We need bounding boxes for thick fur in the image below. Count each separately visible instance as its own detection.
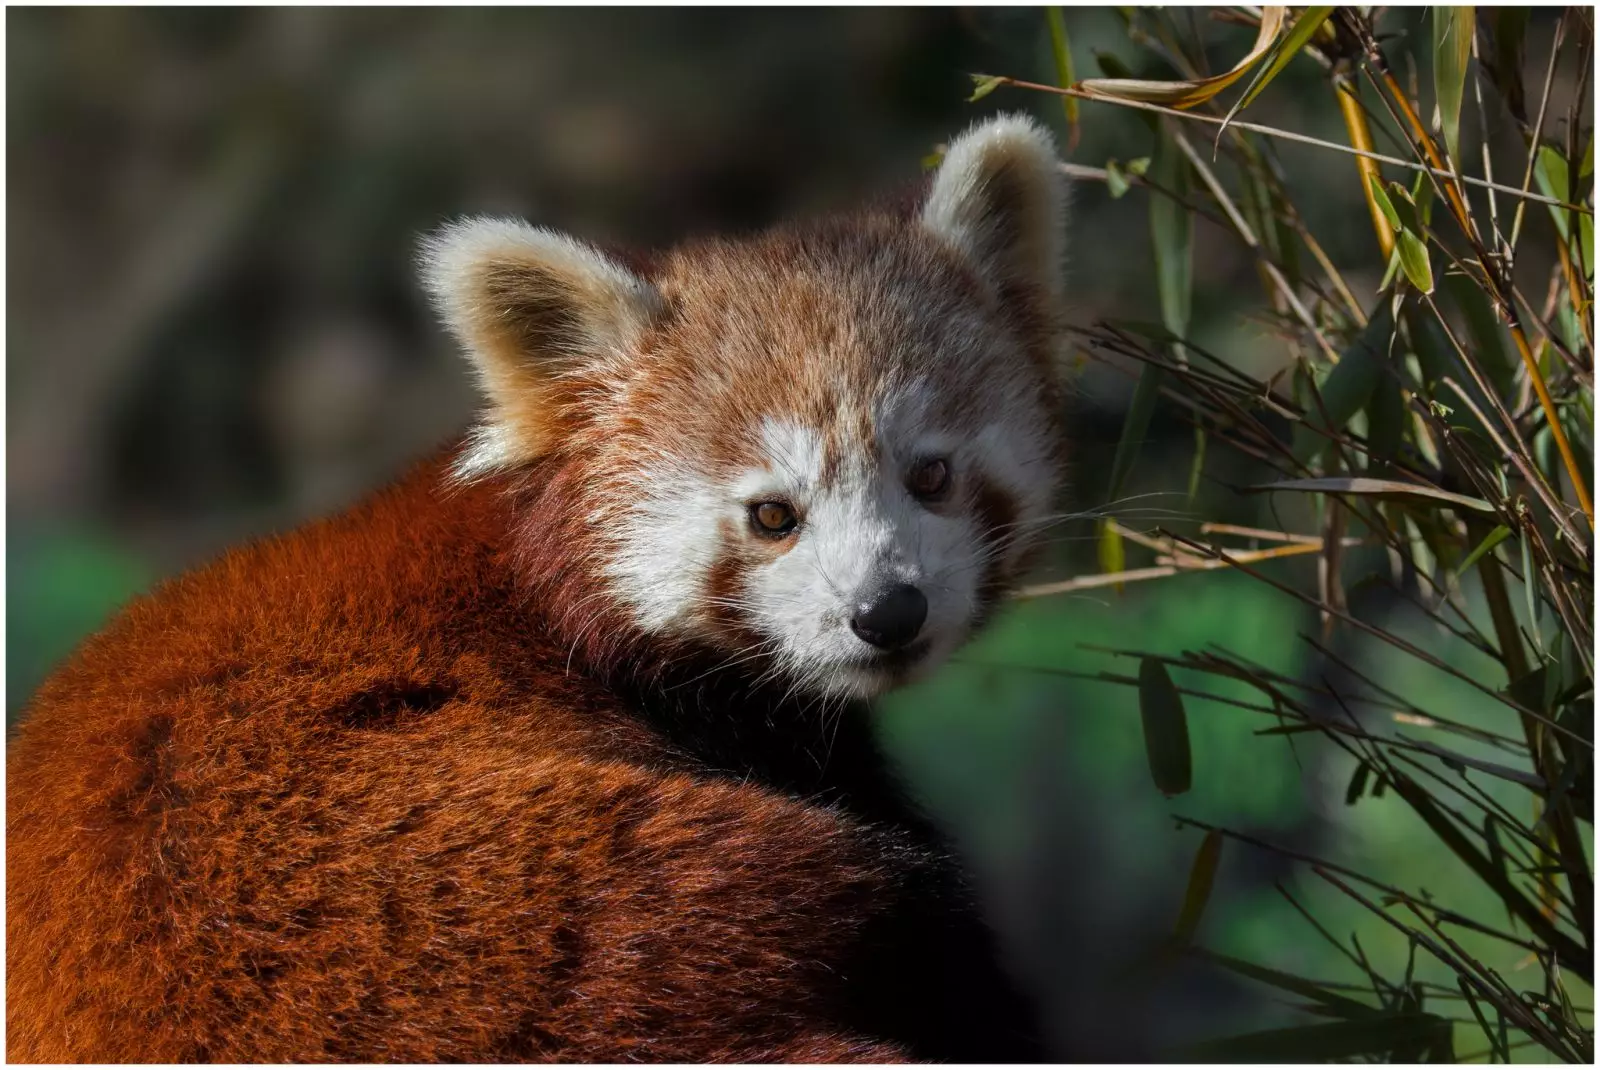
[8,115,1069,1063]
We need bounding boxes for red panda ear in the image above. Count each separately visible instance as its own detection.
[419,217,662,476]
[921,115,1067,320]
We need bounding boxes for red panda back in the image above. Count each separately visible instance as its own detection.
[8,451,936,1061]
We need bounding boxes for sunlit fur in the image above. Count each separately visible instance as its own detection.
[431,114,1070,700]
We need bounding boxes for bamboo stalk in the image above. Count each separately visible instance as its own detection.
[1334,72,1394,259]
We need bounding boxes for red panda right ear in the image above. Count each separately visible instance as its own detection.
[419,217,662,477]
[921,115,1067,326]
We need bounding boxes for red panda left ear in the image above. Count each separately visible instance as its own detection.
[419,217,662,477]
[921,114,1068,324]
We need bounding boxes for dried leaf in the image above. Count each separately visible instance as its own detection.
[1224,6,1335,130]
[1077,7,1288,109]
[1250,477,1494,514]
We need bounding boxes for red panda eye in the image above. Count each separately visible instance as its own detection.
[750,501,797,536]
[908,458,951,499]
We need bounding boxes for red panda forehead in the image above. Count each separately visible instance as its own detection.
[611,221,1023,474]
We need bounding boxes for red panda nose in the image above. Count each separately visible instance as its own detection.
[849,584,928,650]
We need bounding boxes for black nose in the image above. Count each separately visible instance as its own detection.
[849,584,928,650]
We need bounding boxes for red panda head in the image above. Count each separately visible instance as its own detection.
[421,115,1069,700]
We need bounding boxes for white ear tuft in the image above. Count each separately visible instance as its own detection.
[922,114,1068,317]
[418,216,662,476]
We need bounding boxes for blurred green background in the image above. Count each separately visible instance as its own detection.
[8,7,1589,1059]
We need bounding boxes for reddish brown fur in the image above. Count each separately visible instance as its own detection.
[8,448,1042,1062]
[10,120,1065,1062]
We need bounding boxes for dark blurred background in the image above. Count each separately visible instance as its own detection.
[9,7,1583,1059]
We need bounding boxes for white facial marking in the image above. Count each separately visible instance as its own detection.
[605,462,726,634]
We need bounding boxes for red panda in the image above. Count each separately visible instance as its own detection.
[7,114,1069,1063]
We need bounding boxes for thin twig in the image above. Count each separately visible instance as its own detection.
[982,75,1592,212]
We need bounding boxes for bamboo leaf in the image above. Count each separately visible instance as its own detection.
[1045,8,1080,150]
[1388,774,1590,976]
[1459,524,1512,571]
[1151,133,1193,350]
[1346,760,1371,804]
[1397,231,1434,293]
[968,74,1005,102]
[1225,6,1335,128]
[1249,477,1495,514]
[1105,157,1131,198]
[1433,7,1475,164]
[1368,172,1404,232]
[1487,9,1528,122]
[1138,657,1192,797]
[1106,365,1164,505]
[1174,829,1223,944]
[1534,144,1573,242]
[1291,300,1396,464]
[1106,133,1191,501]
[1077,7,1287,109]
[1442,273,1514,397]
[1382,180,1435,293]
[1192,947,1381,1019]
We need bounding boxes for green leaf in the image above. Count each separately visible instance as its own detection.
[967,74,1005,102]
[1459,523,1512,571]
[1433,8,1475,164]
[1151,133,1193,349]
[1045,8,1079,146]
[1125,156,1150,178]
[1379,182,1435,294]
[1345,760,1371,804]
[1368,172,1404,232]
[1105,158,1131,199]
[1107,365,1165,505]
[1173,829,1222,944]
[1291,299,1395,464]
[1488,9,1529,121]
[1442,273,1514,397]
[1397,230,1434,293]
[1388,773,1589,974]
[1182,1012,1452,1062]
[1138,657,1192,797]
[1366,178,1431,292]
[1533,144,1572,241]
[1106,132,1191,502]
[1409,165,1436,227]
[1364,375,1406,474]
[1193,947,1381,1020]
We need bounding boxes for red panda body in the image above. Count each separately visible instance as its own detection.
[8,117,1070,1062]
